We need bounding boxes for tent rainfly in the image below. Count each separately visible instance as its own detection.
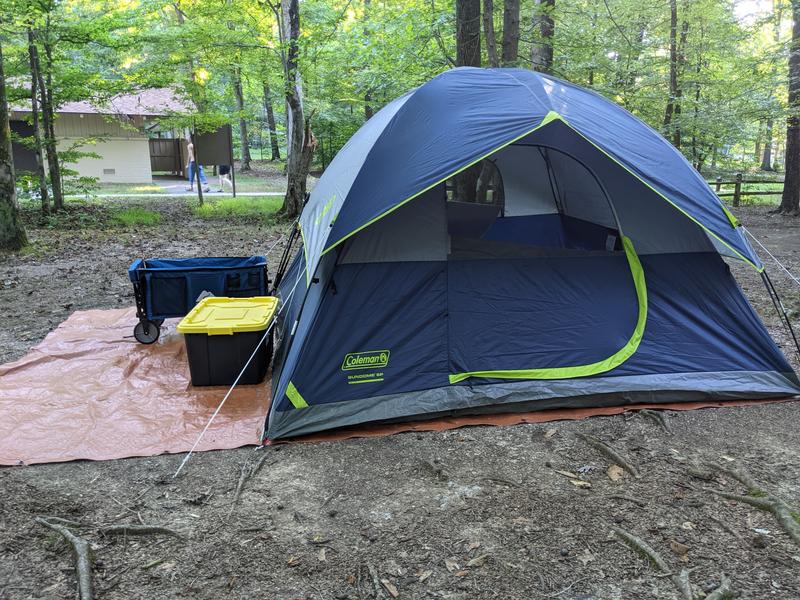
[264,67,800,440]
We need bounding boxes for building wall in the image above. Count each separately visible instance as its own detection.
[55,114,153,183]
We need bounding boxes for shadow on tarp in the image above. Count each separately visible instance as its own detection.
[0,308,269,466]
[0,308,793,465]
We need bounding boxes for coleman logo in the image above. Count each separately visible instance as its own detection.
[341,350,390,371]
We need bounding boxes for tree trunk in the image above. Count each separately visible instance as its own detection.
[27,30,49,215]
[762,118,775,170]
[671,19,689,149]
[778,0,800,215]
[0,40,28,251]
[483,0,499,67]
[363,0,375,119]
[755,121,763,163]
[456,0,481,67]
[233,67,252,171]
[263,82,281,161]
[664,0,678,134]
[280,0,315,219]
[531,0,554,73]
[501,0,519,66]
[41,20,63,210]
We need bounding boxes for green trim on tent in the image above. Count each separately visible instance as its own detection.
[319,111,564,258]
[300,225,312,288]
[448,235,647,384]
[286,382,309,408]
[721,204,740,228]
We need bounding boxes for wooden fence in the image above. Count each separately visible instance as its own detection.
[708,173,783,206]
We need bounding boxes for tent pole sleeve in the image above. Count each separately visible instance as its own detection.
[448,236,647,384]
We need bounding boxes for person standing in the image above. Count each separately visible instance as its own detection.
[185,135,210,192]
[218,164,233,193]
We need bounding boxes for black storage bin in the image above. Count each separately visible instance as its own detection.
[183,330,273,386]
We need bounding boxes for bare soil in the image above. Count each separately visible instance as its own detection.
[1,202,800,600]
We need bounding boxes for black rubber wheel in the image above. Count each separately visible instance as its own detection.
[133,320,160,344]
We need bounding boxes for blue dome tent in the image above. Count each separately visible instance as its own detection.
[264,68,800,440]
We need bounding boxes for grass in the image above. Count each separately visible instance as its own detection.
[193,195,283,221]
[112,207,163,227]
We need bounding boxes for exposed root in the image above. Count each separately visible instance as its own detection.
[99,525,183,539]
[611,526,671,573]
[578,434,640,478]
[232,449,271,508]
[35,517,94,600]
[705,575,733,600]
[672,569,694,600]
[708,463,800,547]
[637,409,671,433]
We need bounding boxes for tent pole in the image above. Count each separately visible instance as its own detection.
[760,270,800,359]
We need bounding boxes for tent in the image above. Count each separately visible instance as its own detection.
[264,67,800,440]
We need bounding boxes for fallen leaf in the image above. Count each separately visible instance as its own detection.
[544,428,557,439]
[444,558,459,572]
[317,548,327,562]
[467,540,481,551]
[669,540,690,562]
[455,570,469,577]
[554,469,579,479]
[381,579,399,598]
[346,574,356,585]
[680,521,696,531]
[721,455,735,462]
[466,554,489,567]
[570,479,592,489]
[607,464,625,482]
[418,570,433,583]
[578,550,595,565]
[286,556,301,567]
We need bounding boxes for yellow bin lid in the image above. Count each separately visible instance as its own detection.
[177,296,279,336]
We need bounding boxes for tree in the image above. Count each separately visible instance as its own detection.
[501,0,519,66]
[778,0,800,215]
[263,81,281,161]
[279,0,316,218]
[27,29,50,215]
[531,0,554,73]
[482,0,498,68]
[0,38,28,251]
[233,67,252,170]
[456,0,481,67]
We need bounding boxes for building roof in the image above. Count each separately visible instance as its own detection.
[12,88,192,117]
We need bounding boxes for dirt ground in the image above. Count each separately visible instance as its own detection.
[1,202,800,599]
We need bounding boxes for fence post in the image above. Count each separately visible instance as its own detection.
[733,172,742,206]
[715,176,722,192]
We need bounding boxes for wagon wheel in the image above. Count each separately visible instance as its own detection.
[133,320,160,344]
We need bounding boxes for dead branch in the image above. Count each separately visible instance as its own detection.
[578,434,640,478]
[705,575,733,600]
[35,517,94,600]
[637,409,671,433]
[99,525,183,539]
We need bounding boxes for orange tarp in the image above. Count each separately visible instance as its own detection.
[0,308,792,466]
[0,309,268,465]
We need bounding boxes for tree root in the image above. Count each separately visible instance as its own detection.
[637,409,671,433]
[99,525,183,539]
[577,434,640,478]
[35,517,94,600]
[612,526,731,600]
[708,463,800,547]
[232,449,271,508]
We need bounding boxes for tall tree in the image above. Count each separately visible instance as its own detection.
[27,29,50,215]
[501,0,519,66]
[233,67,252,170]
[456,0,481,67]
[0,38,28,251]
[35,16,63,210]
[483,0,499,68]
[363,0,375,119]
[280,0,316,218]
[762,0,783,171]
[531,0,554,73]
[263,81,281,161]
[778,0,800,215]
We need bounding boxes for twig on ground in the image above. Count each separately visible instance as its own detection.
[544,577,588,597]
[637,409,671,433]
[607,494,646,507]
[99,525,183,539]
[232,449,271,508]
[611,526,672,573]
[367,563,385,598]
[705,575,733,600]
[577,434,640,478]
[35,517,94,600]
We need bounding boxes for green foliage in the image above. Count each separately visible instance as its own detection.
[193,196,283,221]
[112,207,162,227]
